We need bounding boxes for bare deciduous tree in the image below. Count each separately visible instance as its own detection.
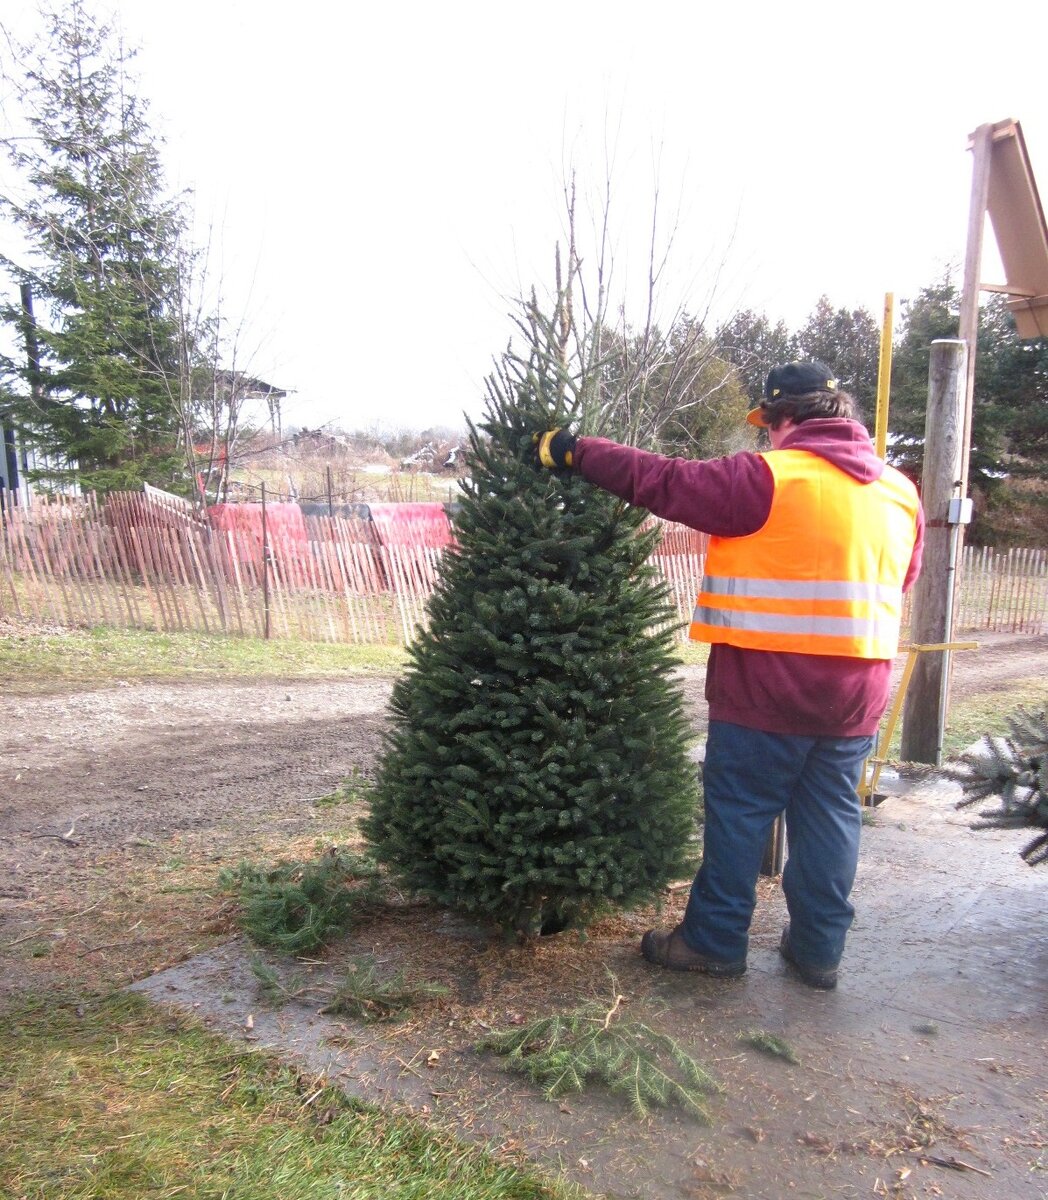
[549,165,749,457]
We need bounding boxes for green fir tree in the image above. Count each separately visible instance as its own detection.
[1,1,187,492]
[362,298,699,938]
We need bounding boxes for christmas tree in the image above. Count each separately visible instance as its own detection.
[362,298,698,937]
[945,708,1048,866]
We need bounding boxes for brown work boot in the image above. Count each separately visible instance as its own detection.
[640,925,746,977]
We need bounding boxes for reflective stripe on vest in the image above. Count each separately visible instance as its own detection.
[699,577,902,603]
[688,449,919,659]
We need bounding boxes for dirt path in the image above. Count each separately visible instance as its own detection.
[4,630,1044,847]
[2,631,1046,1198]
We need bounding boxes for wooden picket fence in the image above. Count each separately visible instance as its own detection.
[0,493,412,645]
[952,545,1048,633]
[1,493,1046,644]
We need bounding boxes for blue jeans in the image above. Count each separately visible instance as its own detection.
[682,721,874,969]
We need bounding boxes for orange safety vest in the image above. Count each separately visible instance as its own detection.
[689,450,920,658]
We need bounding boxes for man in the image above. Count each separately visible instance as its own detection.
[536,361,924,989]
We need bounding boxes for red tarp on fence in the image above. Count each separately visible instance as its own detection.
[368,502,453,547]
[208,501,309,554]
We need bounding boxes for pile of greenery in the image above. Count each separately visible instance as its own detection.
[251,955,447,1023]
[739,1030,799,1064]
[477,988,720,1122]
[218,848,382,954]
[944,708,1048,866]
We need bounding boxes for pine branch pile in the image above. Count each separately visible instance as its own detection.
[323,956,447,1021]
[250,955,446,1022]
[943,709,1048,866]
[218,848,383,953]
[363,298,698,938]
[477,989,720,1122]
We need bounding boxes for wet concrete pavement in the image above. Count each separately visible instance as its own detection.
[133,774,1046,1199]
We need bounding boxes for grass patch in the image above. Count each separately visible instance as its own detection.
[0,624,406,690]
[671,640,710,667]
[880,676,1048,762]
[0,992,577,1200]
[940,679,1048,758]
[0,620,704,697]
[317,767,374,808]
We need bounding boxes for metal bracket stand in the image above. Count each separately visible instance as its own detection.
[858,640,979,804]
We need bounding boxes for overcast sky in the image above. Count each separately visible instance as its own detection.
[2,1,1046,435]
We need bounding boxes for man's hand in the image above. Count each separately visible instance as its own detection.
[534,429,577,470]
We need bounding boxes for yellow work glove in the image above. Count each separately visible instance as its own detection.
[534,429,577,470]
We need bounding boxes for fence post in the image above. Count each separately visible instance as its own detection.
[261,481,271,640]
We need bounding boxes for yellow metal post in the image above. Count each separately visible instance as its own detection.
[859,640,979,802]
[874,292,894,459]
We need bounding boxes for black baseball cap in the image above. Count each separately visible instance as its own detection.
[746,361,838,427]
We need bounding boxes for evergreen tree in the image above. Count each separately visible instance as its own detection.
[886,279,958,479]
[888,279,1048,487]
[794,296,880,422]
[974,295,1048,484]
[0,1,186,492]
[362,299,699,938]
[714,309,797,409]
[888,278,1048,542]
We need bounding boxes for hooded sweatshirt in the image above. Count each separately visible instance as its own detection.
[573,419,925,737]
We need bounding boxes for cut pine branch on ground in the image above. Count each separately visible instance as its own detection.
[250,954,448,1022]
[477,980,720,1122]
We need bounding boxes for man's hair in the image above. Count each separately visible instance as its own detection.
[762,388,857,429]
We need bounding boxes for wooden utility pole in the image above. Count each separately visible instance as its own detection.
[899,123,1004,763]
[900,340,967,764]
